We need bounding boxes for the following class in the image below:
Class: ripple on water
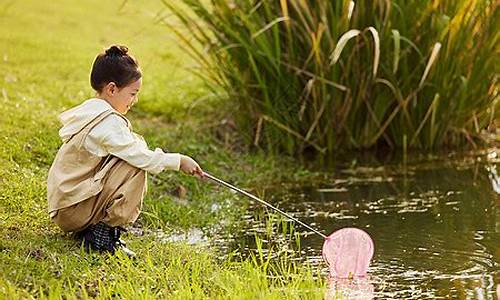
[228,149,499,298]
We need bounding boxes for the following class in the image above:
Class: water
[229,149,499,299]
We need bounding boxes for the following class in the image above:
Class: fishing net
[203,172,375,279]
[322,228,374,278]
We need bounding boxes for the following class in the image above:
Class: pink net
[322,227,374,278]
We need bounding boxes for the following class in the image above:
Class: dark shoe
[79,222,136,258]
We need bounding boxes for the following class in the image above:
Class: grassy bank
[0,0,324,298]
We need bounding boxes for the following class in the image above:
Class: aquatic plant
[163,0,498,154]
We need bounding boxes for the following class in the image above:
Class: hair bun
[105,45,128,56]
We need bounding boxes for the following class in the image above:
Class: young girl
[47,45,203,257]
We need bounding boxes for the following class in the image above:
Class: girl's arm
[86,115,181,174]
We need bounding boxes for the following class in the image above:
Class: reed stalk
[164,0,499,154]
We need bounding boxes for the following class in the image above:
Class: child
[47,45,203,257]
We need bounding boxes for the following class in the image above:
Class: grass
[0,0,325,298]
[164,0,498,154]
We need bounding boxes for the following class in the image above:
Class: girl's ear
[104,82,117,96]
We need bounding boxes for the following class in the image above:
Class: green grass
[0,0,324,298]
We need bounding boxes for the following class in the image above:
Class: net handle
[202,172,327,239]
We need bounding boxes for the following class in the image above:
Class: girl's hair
[90,45,142,93]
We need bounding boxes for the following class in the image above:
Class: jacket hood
[58,98,116,143]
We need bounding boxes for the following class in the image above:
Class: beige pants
[53,160,147,232]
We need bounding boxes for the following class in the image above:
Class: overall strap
[69,110,116,149]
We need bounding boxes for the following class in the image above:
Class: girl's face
[101,78,142,114]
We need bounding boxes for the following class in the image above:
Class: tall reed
[163,0,499,154]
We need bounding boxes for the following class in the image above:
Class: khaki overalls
[47,110,147,232]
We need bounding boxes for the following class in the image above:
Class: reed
[164,0,498,154]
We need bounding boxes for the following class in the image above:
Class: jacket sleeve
[85,115,181,174]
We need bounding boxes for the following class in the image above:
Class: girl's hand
[180,155,203,177]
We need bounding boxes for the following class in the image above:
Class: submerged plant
[163,0,498,154]
[245,213,325,292]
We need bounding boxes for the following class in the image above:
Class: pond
[226,148,499,299]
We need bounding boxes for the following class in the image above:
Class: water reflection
[229,149,499,299]
[325,277,374,300]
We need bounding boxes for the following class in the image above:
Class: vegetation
[2,0,495,297]
[164,0,499,154]
[0,0,324,298]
